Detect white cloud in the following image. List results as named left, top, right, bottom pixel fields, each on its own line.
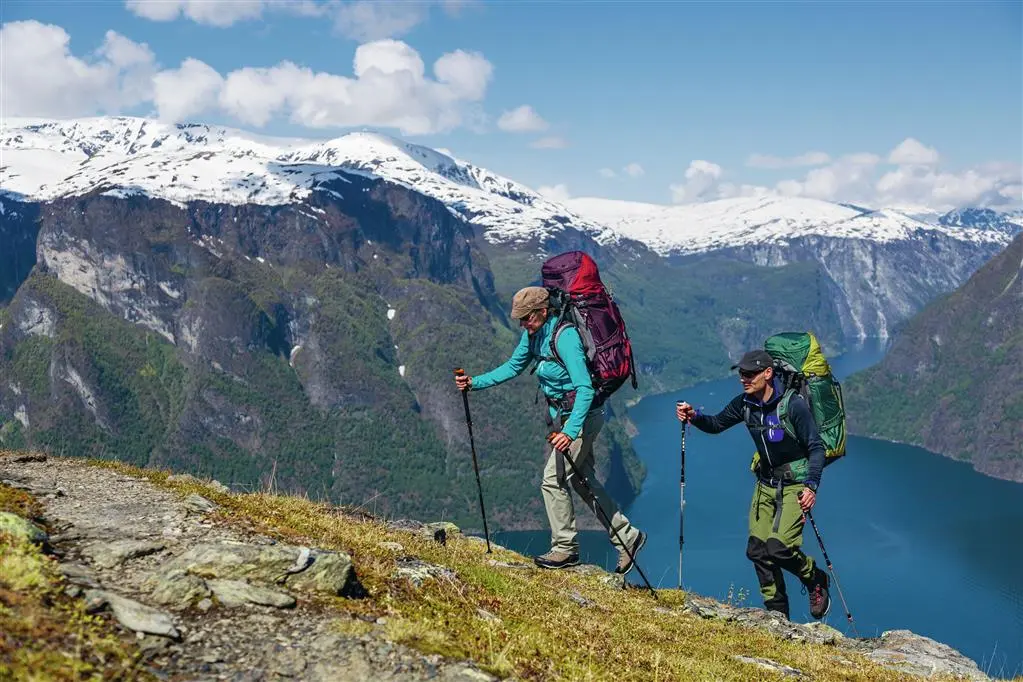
left=599, top=168, right=616, bottom=179
left=125, top=0, right=265, bottom=26
left=875, top=163, right=1021, bottom=209
left=746, top=151, right=831, bottom=169
left=152, top=58, right=225, bottom=122
left=496, top=105, right=548, bottom=132
left=530, top=136, right=567, bottom=149
left=215, top=41, right=492, bottom=134
left=537, top=184, right=571, bottom=201
left=771, top=140, right=1019, bottom=210
left=623, top=162, right=645, bottom=178
left=887, top=137, right=940, bottom=166
left=125, top=0, right=469, bottom=39
left=0, top=21, right=155, bottom=117
left=2, top=22, right=494, bottom=136
left=774, top=153, right=880, bottom=202
left=670, top=160, right=724, bottom=203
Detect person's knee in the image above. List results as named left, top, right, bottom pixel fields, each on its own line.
left=746, top=536, right=769, bottom=563
left=765, top=538, right=797, bottom=563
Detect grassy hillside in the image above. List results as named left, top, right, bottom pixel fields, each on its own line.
left=1, top=452, right=988, bottom=682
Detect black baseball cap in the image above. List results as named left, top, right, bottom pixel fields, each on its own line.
left=730, top=349, right=774, bottom=372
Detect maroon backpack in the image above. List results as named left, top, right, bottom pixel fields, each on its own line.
left=538, top=251, right=638, bottom=406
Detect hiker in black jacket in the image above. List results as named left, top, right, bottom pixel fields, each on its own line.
left=676, top=349, right=832, bottom=621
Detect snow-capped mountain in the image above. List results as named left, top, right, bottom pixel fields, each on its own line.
left=0, top=116, right=617, bottom=247
left=563, top=195, right=1015, bottom=256
left=2, top=115, right=1018, bottom=344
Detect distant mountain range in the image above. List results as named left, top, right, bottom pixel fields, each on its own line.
left=844, top=233, right=1023, bottom=483
left=0, top=115, right=1019, bottom=520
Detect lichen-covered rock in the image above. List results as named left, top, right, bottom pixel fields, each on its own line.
left=85, top=589, right=180, bottom=639
left=0, top=512, right=48, bottom=546
left=733, top=655, right=803, bottom=678
left=860, top=630, right=990, bottom=681
left=395, top=559, right=457, bottom=588
left=156, top=542, right=363, bottom=597
left=147, top=571, right=212, bottom=608
left=81, top=538, right=165, bottom=568
left=207, top=578, right=296, bottom=609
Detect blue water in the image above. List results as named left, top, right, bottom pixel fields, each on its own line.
left=494, top=343, right=1023, bottom=676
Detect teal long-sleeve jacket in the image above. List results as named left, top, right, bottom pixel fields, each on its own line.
left=470, top=316, right=595, bottom=440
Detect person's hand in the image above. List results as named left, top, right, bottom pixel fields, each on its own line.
left=676, top=401, right=696, bottom=423
left=455, top=374, right=472, bottom=392
left=798, top=488, right=816, bottom=513
left=548, top=432, right=573, bottom=452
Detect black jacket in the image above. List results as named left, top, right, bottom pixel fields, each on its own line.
left=691, top=377, right=826, bottom=489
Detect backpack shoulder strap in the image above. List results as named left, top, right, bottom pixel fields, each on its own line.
left=548, top=319, right=575, bottom=367
left=777, top=389, right=800, bottom=442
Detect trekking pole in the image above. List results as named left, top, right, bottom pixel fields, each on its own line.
left=804, top=510, right=857, bottom=636
left=677, top=403, right=687, bottom=591
left=546, top=433, right=658, bottom=600
left=453, top=369, right=492, bottom=553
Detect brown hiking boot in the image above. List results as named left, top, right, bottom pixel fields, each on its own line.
left=534, top=550, right=579, bottom=569
left=615, top=530, right=647, bottom=575
left=808, top=568, right=832, bottom=619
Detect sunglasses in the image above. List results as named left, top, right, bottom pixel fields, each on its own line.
left=738, top=369, right=766, bottom=380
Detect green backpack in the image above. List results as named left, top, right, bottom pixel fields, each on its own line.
left=763, top=331, right=847, bottom=466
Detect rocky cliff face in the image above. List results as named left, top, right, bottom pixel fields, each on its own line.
left=0, top=179, right=640, bottom=531
left=716, top=231, right=1005, bottom=340
left=844, top=233, right=1023, bottom=482
left=0, top=198, right=39, bottom=305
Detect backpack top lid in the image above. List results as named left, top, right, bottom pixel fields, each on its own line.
left=764, top=331, right=831, bottom=378
left=541, top=251, right=605, bottom=298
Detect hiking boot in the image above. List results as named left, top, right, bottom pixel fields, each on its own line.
left=808, top=568, right=832, bottom=620
left=615, top=530, right=647, bottom=575
left=534, top=550, right=580, bottom=569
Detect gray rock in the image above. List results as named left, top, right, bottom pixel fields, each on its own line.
left=566, top=590, right=595, bottom=608
left=85, top=589, right=180, bottom=639
left=863, top=630, right=990, bottom=681
left=158, top=542, right=363, bottom=598
left=82, top=538, right=165, bottom=568
left=0, top=512, right=48, bottom=545
left=209, top=479, right=230, bottom=494
left=4, top=453, right=47, bottom=463
left=270, top=647, right=307, bottom=677
left=377, top=541, right=404, bottom=553
left=207, top=579, right=296, bottom=609
left=436, top=664, right=497, bottom=681
left=148, top=571, right=212, bottom=608
left=196, top=598, right=214, bottom=612
left=395, top=559, right=457, bottom=587
left=184, top=493, right=216, bottom=513
left=734, top=655, right=803, bottom=678
left=475, top=608, right=500, bottom=623
left=285, top=549, right=363, bottom=597
left=59, top=561, right=101, bottom=588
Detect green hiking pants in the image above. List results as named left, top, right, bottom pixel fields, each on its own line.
left=746, top=480, right=817, bottom=616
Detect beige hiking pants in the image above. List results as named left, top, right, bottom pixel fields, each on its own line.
left=541, top=409, right=641, bottom=554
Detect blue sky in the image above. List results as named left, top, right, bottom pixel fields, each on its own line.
left=2, top=0, right=1021, bottom=210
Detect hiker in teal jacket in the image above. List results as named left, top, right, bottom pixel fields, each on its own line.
left=455, top=286, right=646, bottom=573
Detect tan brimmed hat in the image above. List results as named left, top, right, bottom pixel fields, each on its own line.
left=510, top=286, right=549, bottom=319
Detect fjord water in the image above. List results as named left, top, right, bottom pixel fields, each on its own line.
left=494, top=343, right=1023, bottom=675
